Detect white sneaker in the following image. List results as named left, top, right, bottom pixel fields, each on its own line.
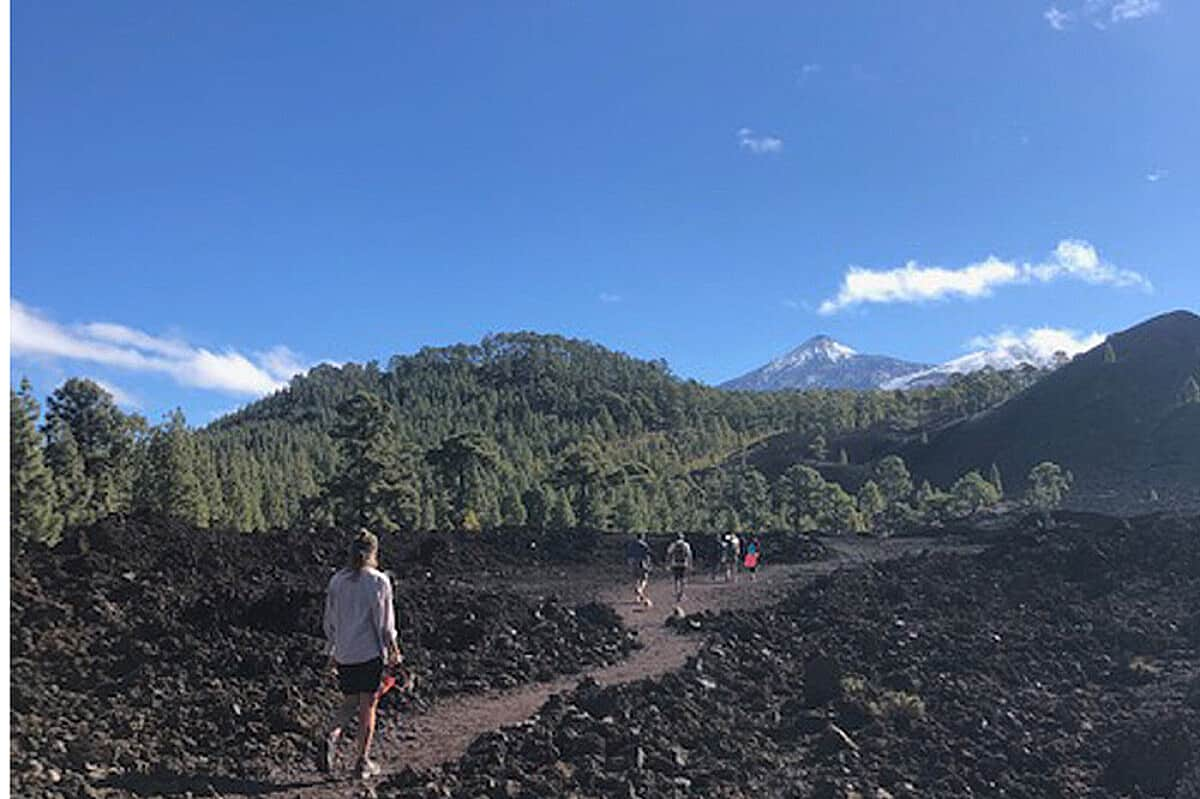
left=318, top=732, right=338, bottom=774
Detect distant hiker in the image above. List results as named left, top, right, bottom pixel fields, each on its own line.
left=666, top=532, right=693, bottom=602
left=320, top=529, right=404, bottom=780
left=626, top=532, right=654, bottom=608
left=716, top=532, right=737, bottom=583
left=743, top=536, right=761, bottom=581
left=710, top=532, right=724, bottom=581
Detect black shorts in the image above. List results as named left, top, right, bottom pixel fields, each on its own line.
left=337, top=657, right=383, bottom=695
left=671, top=565, right=687, bottom=579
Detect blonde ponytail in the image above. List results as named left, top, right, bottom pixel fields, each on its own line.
left=348, top=528, right=379, bottom=572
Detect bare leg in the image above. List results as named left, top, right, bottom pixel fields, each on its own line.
left=354, top=692, right=379, bottom=766
left=636, top=575, right=652, bottom=607
left=327, top=695, right=357, bottom=739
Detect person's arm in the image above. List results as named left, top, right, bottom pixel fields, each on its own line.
left=375, top=576, right=402, bottom=665
left=323, top=577, right=338, bottom=672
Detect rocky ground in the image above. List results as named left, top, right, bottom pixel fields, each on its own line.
left=8, top=518, right=827, bottom=797
left=382, top=513, right=1200, bottom=799
left=9, top=520, right=635, bottom=796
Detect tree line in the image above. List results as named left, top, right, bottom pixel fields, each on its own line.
left=11, top=332, right=1059, bottom=545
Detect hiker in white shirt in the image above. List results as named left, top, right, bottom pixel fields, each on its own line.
left=319, top=530, right=403, bottom=779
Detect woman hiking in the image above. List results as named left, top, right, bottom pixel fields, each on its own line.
left=319, top=529, right=403, bottom=779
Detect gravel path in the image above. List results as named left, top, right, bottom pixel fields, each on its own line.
left=165, top=537, right=961, bottom=798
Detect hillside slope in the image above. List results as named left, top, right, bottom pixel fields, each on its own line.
left=904, top=310, right=1200, bottom=510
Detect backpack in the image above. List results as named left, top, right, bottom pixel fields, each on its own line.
left=669, top=541, right=690, bottom=567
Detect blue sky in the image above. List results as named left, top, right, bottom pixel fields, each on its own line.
left=11, top=1, right=1198, bottom=422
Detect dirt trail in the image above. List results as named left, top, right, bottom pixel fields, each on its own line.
left=192, top=538, right=950, bottom=798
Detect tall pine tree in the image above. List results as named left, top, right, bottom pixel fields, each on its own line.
left=321, top=391, right=419, bottom=532
left=141, top=409, right=209, bottom=526
left=11, top=381, right=63, bottom=546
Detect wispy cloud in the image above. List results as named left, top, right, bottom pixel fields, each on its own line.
left=798, top=63, right=822, bottom=83
left=11, top=300, right=309, bottom=396
left=737, top=128, right=783, bottom=155
left=968, top=327, right=1106, bottom=359
left=1045, top=5, right=1072, bottom=29
left=1146, top=169, right=1168, bottom=182
left=598, top=292, right=623, bottom=304
left=818, top=239, right=1151, bottom=315
left=90, top=378, right=141, bottom=409
left=1044, top=0, right=1163, bottom=30
left=1110, top=0, right=1162, bottom=21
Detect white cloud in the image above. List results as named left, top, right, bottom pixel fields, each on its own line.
left=10, top=300, right=308, bottom=397
left=1026, top=239, right=1150, bottom=288
left=818, top=239, right=1151, bottom=315
left=599, top=292, right=622, bottom=304
left=1110, top=0, right=1161, bottom=21
left=968, top=327, right=1106, bottom=360
left=1044, top=0, right=1162, bottom=29
left=1045, top=5, right=1073, bottom=28
left=90, top=378, right=141, bottom=409
left=256, top=345, right=307, bottom=382
left=737, top=128, right=783, bottom=154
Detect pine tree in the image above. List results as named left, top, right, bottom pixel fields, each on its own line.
left=43, top=378, right=142, bottom=523
left=547, top=487, right=577, bottom=529
left=614, top=487, right=647, bottom=532
left=420, top=496, right=438, bottom=531
left=818, top=481, right=859, bottom=534
left=950, top=470, right=1001, bottom=518
left=1026, top=461, right=1072, bottom=513
left=321, top=392, right=419, bottom=532
left=500, top=485, right=528, bottom=527
left=1180, top=375, right=1200, bottom=405
left=426, top=432, right=500, bottom=519
left=524, top=485, right=550, bottom=530
left=874, top=455, right=914, bottom=504
left=776, top=464, right=826, bottom=531
left=11, top=382, right=63, bottom=546
left=856, top=480, right=886, bottom=529
left=44, top=417, right=92, bottom=528
left=555, top=438, right=609, bottom=525
left=142, top=409, right=209, bottom=526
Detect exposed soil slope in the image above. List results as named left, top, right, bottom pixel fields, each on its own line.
left=905, top=310, right=1200, bottom=511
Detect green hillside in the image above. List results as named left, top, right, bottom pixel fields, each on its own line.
left=10, top=331, right=1047, bottom=540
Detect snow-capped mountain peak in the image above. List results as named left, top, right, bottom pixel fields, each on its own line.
left=762, top=335, right=857, bottom=373
left=722, top=336, right=928, bottom=391
left=881, top=330, right=1103, bottom=390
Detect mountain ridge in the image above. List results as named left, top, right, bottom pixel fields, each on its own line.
left=903, top=309, right=1200, bottom=512
left=721, top=335, right=931, bottom=391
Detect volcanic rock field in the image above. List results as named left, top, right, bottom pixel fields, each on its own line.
left=10, top=514, right=1200, bottom=798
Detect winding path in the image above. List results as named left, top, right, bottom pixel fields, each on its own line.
left=178, top=538, right=957, bottom=797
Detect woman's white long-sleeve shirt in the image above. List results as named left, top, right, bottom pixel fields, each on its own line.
left=323, top=567, right=398, bottom=665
